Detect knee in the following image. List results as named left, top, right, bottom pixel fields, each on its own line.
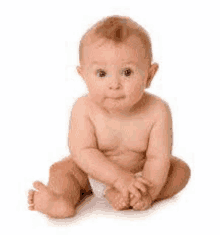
left=177, top=160, right=191, bottom=187
left=49, top=157, right=79, bottom=174
left=49, top=161, right=67, bottom=175
left=184, top=162, right=191, bottom=184
left=182, top=161, right=191, bottom=179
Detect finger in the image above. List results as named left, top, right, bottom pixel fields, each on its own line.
left=130, top=196, right=140, bottom=207
left=136, top=177, right=153, bottom=187
left=133, top=201, right=143, bottom=210
left=134, top=181, right=147, bottom=194
left=136, top=177, right=153, bottom=186
left=129, top=186, right=141, bottom=200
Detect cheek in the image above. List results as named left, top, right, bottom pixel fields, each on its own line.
left=87, top=82, right=104, bottom=100
left=126, top=80, right=145, bottom=96
left=86, top=80, right=100, bottom=93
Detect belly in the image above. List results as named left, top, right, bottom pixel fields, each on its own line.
left=106, top=150, right=146, bottom=174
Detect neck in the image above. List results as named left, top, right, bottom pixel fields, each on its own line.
left=104, top=107, right=133, bottom=119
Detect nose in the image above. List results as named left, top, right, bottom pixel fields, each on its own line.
left=108, top=76, right=121, bottom=90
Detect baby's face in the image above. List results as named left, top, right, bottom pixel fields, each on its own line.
left=78, top=35, right=156, bottom=116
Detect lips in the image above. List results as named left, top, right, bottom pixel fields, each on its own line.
left=109, top=97, right=124, bottom=99
left=108, top=95, right=125, bottom=98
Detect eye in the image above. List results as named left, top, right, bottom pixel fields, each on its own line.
left=96, top=69, right=107, bottom=78
left=123, top=68, right=133, bottom=77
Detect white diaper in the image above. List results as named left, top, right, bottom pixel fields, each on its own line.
left=88, top=171, right=142, bottom=199
left=88, top=177, right=107, bottom=199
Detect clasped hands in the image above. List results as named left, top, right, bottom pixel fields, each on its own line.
left=113, top=172, right=153, bottom=211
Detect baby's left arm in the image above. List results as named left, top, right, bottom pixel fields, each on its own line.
left=142, top=101, right=172, bottom=201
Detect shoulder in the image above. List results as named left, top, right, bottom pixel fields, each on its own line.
left=146, top=92, right=172, bottom=121
left=71, top=95, right=90, bottom=117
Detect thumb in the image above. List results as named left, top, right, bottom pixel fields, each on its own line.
left=130, top=195, right=140, bottom=207
left=137, top=177, right=154, bottom=187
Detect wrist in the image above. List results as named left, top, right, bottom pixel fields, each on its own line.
left=113, top=171, right=133, bottom=189
left=113, top=177, right=122, bottom=190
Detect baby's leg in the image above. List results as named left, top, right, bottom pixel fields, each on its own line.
left=131, top=156, right=191, bottom=210
left=154, top=155, right=191, bottom=202
left=28, top=155, right=92, bottom=218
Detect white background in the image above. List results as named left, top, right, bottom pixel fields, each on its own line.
left=1, top=0, right=219, bottom=234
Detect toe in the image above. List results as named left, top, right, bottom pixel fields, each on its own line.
left=28, top=197, right=33, bottom=204
left=33, top=181, right=47, bottom=191
left=120, top=199, right=126, bottom=207
left=28, top=190, right=34, bottom=199
left=133, top=202, right=142, bottom=210
left=29, top=189, right=34, bottom=195
left=123, top=201, right=128, bottom=207
left=29, top=205, right=35, bottom=210
left=28, top=190, right=35, bottom=204
left=113, top=203, right=120, bottom=211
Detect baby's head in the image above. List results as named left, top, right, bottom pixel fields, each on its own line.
left=77, top=16, right=158, bottom=115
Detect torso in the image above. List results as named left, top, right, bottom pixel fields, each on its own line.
left=84, top=92, right=161, bottom=174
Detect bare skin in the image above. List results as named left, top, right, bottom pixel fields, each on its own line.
left=104, top=155, right=190, bottom=211
left=28, top=156, right=93, bottom=218
left=28, top=154, right=190, bottom=217
left=28, top=94, right=191, bottom=217
left=28, top=35, right=191, bottom=218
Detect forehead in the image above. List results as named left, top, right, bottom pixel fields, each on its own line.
left=91, top=60, right=138, bottom=67
left=83, top=35, right=146, bottom=66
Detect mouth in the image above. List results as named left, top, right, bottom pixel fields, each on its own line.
left=109, top=97, right=124, bottom=101
left=108, top=96, right=125, bottom=99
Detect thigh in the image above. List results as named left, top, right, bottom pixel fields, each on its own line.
left=169, top=155, right=191, bottom=174
left=166, top=155, right=191, bottom=184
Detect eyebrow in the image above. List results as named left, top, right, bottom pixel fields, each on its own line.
left=91, top=61, right=106, bottom=65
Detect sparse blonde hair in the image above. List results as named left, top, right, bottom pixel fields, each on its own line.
left=79, top=15, right=152, bottom=64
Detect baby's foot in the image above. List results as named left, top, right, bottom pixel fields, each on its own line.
left=105, top=187, right=130, bottom=211
left=28, top=181, right=75, bottom=219
left=131, top=194, right=152, bottom=211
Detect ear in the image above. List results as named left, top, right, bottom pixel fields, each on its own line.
left=145, top=63, right=159, bottom=88
left=77, top=66, right=84, bottom=79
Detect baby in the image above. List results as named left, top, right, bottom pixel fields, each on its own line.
left=28, top=16, right=191, bottom=218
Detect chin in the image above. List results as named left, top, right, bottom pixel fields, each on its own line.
left=105, top=102, right=132, bottom=113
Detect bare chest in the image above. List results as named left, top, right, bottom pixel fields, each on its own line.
left=85, top=93, right=157, bottom=172
left=91, top=113, right=153, bottom=156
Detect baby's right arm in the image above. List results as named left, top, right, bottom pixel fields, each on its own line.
left=68, top=98, right=128, bottom=187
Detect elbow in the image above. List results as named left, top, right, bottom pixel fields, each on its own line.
left=70, top=146, right=97, bottom=160
left=79, top=147, right=97, bottom=157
